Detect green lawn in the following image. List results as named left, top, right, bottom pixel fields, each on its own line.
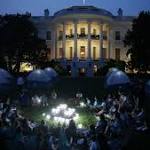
left=52, top=77, right=107, bottom=99
left=20, top=77, right=106, bottom=127
left=21, top=105, right=97, bottom=128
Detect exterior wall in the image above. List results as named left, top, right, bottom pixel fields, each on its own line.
left=110, top=21, right=132, bottom=61
left=31, top=7, right=134, bottom=63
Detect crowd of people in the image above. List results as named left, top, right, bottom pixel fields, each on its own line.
left=0, top=88, right=149, bottom=150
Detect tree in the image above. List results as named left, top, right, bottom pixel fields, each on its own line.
left=0, top=14, right=47, bottom=73
left=124, top=11, right=150, bottom=72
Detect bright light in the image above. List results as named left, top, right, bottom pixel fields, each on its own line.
left=37, top=98, right=41, bottom=103
left=80, top=102, right=86, bottom=107
left=46, top=115, right=51, bottom=120
left=64, top=108, right=75, bottom=118
left=73, top=113, right=79, bottom=121
left=20, top=62, right=34, bottom=72
left=43, top=104, right=80, bottom=125
left=57, top=104, right=67, bottom=110
left=54, top=116, right=58, bottom=121
left=42, top=113, right=46, bottom=117
left=78, top=124, right=83, bottom=129
left=51, top=108, right=60, bottom=115
left=58, top=117, right=65, bottom=123
left=65, top=119, right=70, bottom=125
left=32, top=95, right=42, bottom=105
left=95, top=116, right=100, bottom=121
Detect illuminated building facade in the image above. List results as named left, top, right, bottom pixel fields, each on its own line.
left=31, top=6, right=134, bottom=76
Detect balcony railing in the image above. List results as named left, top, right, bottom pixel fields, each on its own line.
left=91, top=34, right=100, bottom=40
left=58, top=34, right=106, bottom=40
left=77, top=33, right=88, bottom=39
left=66, top=34, right=74, bottom=39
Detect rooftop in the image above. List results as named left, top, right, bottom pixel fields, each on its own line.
left=54, top=6, right=113, bottom=17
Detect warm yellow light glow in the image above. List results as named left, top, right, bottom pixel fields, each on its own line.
left=20, top=62, right=34, bottom=72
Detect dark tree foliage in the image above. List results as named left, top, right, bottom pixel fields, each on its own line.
left=124, top=11, right=150, bottom=72
left=0, top=14, right=47, bottom=73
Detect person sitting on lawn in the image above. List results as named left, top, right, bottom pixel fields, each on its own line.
left=51, top=90, right=57, bottom=100
left=75, top=90, right=83, bottom=105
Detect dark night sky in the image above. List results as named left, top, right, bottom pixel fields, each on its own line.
left=0, top=0, right=150, bottom=16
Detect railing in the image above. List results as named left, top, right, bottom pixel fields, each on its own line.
left=58, top=34, right=107, bottom=40
left=66, top=34, right=74, bottom=39
left=77, top=33, right=88, bottom=38
left=91, top=34, right=100, bottom=40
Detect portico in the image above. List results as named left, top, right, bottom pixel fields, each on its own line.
left=55, top=21, right=110, bottom=60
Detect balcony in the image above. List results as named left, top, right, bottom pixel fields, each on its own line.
left=91, top=34, right=100, bottom=40
left=66, top=34, right=74, bottom=39
left=77, top=33, right=88, bottom=39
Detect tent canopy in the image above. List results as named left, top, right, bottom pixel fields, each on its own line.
left=27, top=69, right=51, bottom=82
left=44, top=67, right=58, bottom=79
left=105, top=70, right=130, bottom=89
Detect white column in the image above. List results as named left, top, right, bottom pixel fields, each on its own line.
left=74, top=21, right=77, bottom=58
left=62, top=23, right=66, bottom=58
left=88, top=22, right=91, bottom=58
left=99, top=23, right=103, bottom=58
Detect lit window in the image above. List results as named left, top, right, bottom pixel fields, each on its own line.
left=70, top=47, right=73, bottom=59
left=93, top=47, right=96, bottom=60
left=70, top=29, right=73, bottom=35
left=93, top=29, right=96, bottom=35
left=80, top=46, right=85, bottom=59
left=80, top=28, right=85, bottom=35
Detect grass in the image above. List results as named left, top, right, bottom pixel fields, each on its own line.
left=19, top=77, right=107, bottom=127
left=20, top=105, right=97, bottom=128
left=51, top=77, right=107, bottom=99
